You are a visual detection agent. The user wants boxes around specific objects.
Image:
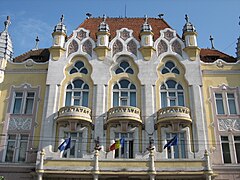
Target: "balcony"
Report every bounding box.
[157,106,192,126]
[57,106,92,123]
[106,106,142,124]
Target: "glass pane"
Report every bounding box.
[15,92,23,97]
[216,99,225,114]
[74,99,80,106]
[120,61,129,69]
[130,92,136,107]
[121,92,128,97]
[173,144,179,158]
[161,92,167,108]
[113,84,119,89]
[166,80,177,88]
[119,79,130,88]
[5,141,15,162]
[160,84,166,90]
[67,84,72,89]
[24,98,34,114]
[130,84,136,89]
[234,136,240,141]
[129,140,134,158]
[235,142,240,163]
[126,68,134,74]
[75,61,84,69]
[172,68,180,74]
[177,84,183,89]
[121,99,128,106]
[73,79,84,88]
[161,68,169,74]
[18,141,27,162]
[221,136,228,141]
[222,143,231,163]
[80,68,88,74]
[83,84,89,89]
[74,92,81,97]
[113,92,119,107]
[178,92,184,106]
[70,68,78,74]
[170,100,176,106]
[27,92,34,97]
[13,98,22,114]
[228,99,237,114]
[82,92,89,107]
[65,92,72,106]
[115,68,123,74]
[70,140,76,157]
[165,61,175,69]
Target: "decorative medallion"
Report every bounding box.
[172,40,182,56]
[164,30,174,41]
[77,30,87,41]
[127,39,137,56]
[9,117,32,131]
[113,40,123,56]
[120,29,130,41]
[218,119,240,131]
[82,40,92,56]
[158,40,168,56]
[68,40,78,56]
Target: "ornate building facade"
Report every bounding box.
[0,14,239,180]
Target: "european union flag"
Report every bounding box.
[164,135,178,149]
[58,137,71,152]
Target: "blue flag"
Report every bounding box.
[58,137,71,152]
[120,138,125,148]
[164,135,178,149]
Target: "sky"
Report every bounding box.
[0,0,239,57]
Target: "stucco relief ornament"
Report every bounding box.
[120,29,130,41]
[216,60,224,68]
[68,40,78,56]
[172,40,182,56]
[158,40,168,56]
[218,119,240,131]
[164,30,174,41]
[127,39,137,56]
[9,117,32,131]
[113,40,123,56]
[82,40,92,56]
[77,30,87,41]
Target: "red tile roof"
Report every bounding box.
[72,17,173,41]
[200,48,237,63]
[14,48,50,63]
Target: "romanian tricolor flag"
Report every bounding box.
[109,138,124,151]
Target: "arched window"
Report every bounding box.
[160,80,184,108]
[161,61,179,74]
[115,61,134,74]
[65,79,89,107]
[69,61,88,75]
[112,79,136,107]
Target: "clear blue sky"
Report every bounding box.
[0,0,239,57]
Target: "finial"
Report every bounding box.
[4,16,11,31]
[185,14,189,23]
[158,13,164,19]
[60,15,64,23]
[144,15,148,24]
[103,14,106,22]
[209,35,215,49]
[35,36,39,50]
[238,16,240,26]
[86,13,92,19]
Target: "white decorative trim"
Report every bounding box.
[8,117,32,131]
[218,119,240,131]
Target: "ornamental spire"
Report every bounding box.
[4,16,11,31]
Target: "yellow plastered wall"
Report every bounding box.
[0,62,48,148]
[201,62,240,148]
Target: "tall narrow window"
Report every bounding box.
[215,93,224,114]
[114,132,134,159]
[12,92,35,114]
[5,134,29,162]
[166,132,186,159]
[65,79,89,107]
[234,136,240,163]
[63,132,82,158]
[112,79,136,107]
[221,136,231,163]
[160,80,184,108]
[227,93,237,114]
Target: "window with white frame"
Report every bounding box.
[114,132,134,159]
[160,80,184,108]
[69,61,88,75]
[112,79,136,107]
[5,134,29,162]
[165,132,186,159]
[12,92,35,114]
[221,135,240,164]
[115,61,134,74]
[161,61,180,75]
[65,79,89,107]
[214,92,237,115]
[63,132,82,158]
